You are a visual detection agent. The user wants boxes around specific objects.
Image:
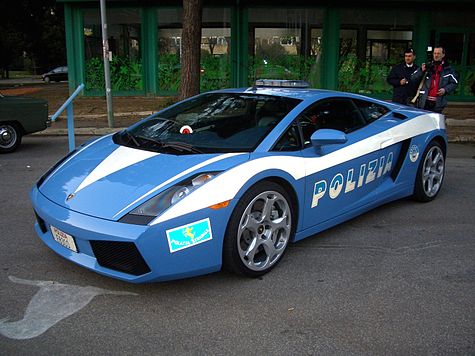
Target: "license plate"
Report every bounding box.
[50,226,78,252]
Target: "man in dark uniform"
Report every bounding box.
[387,48,419,105]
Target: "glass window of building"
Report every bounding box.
[339,8,415,95]
[366,30,413,64]
[157,7,182,92]
[466,34,475,96]
[254,28,301,79]
[437,33,465,96]
[157,8,231,92]
[249,8,323,87]
[430,12,474,98]
[84,8,142,92]
[338,29,359,92]
[467,34,475,66]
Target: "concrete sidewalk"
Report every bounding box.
[445,119,475,142]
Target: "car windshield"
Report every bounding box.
[114,93,301,154]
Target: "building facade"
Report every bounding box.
[61,0,475,101]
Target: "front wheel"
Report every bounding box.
[0,123,22,153]
[223,181,294,277]
[413,140,445,202]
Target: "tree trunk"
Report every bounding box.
[180,0,202,100]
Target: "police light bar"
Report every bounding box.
[254,79,310,88]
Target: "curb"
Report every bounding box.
[32,127,127,136]
[54,111,154,120]
[446,118,475,127]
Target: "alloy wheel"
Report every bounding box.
[422,145,445,198]
[237,190,292,271]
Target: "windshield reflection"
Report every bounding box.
[114,93,301,154]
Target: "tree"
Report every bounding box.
[0,25,25,79]
[0,0,65,77]
[180,0,202,100]
[207,36,217,55]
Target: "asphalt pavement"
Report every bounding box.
[0,136,474,355]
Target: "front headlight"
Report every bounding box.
[119,173,218,225]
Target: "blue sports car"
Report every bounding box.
[31,80,447,283]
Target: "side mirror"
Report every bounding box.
[310,129,348,148]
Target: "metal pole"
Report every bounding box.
[67,103,76,152]
[100,0,114,128]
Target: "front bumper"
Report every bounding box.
[30,187,228,283]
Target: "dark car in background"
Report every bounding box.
[0,94,49,153]
[42,66,68,83]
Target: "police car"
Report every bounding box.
[31,80,447,282]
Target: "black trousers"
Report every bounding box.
[424,100,443,113]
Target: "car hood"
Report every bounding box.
[38,135,249,220]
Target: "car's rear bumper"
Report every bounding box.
[30,186,228,283]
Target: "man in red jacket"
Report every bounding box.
[411,46,458,113]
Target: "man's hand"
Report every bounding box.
[400,78,408,85]
[437,88,446,96]
[421,63,426,72]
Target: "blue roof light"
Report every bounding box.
[254,79,310,88]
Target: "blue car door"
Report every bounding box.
[299,97,404,232]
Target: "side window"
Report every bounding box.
[272,122,302,151]
[298,98,366,145]
[353,99,389,124]
[256,99,294,127]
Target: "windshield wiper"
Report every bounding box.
[134,136,204,154]
[161,141,204,154]
[122,130,141,147]
[135,135,163,148]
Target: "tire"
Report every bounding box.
[223,181,294,277]
[413,140,445,202]
[0,123,22,153]
[44,76,50,83]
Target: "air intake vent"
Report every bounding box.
[393,111,408,120]
[34,211,48,234]
[90,240,151,276]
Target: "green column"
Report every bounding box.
[142,8,158,95]
[231,4,248,87]
[64,4,76,94]
[64,5,84,94]
[73,9,85,94]
[321,7,340,90]
[414,13,431,65]
[64,5,85,95]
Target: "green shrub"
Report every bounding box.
[85,56,143,91]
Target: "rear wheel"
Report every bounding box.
[413,141,445,202]
[223,181,294,277]
[0,123,22,153]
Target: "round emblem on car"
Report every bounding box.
[409,144,420,162]
[179,125,193,134]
